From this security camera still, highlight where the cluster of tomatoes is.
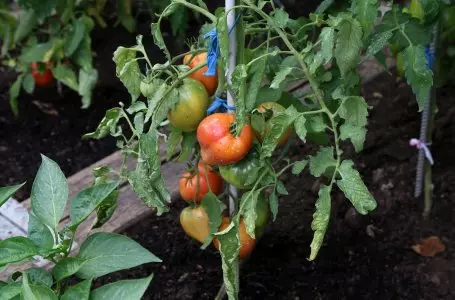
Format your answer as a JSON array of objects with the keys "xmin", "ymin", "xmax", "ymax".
[{"xmin": 171, "ymin": 53, "xmax": 289, "ymax": 259}]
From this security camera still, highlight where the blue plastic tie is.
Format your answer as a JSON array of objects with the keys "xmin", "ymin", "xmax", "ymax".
[
  {"xmin": 424, "ymin": 45, "xmax": 435, "ymax": 69},
  {"xmin": 203, "ymin": 11, "xmax": 243, "ymax": 77},
  {"xmin": 207, "ymin": 97, "xmax": 236, "ymax": 114}
]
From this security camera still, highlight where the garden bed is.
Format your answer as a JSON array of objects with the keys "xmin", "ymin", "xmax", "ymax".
[{"xmin": 95, "ymin": 71, "xmax": 455, "ymax": 300}]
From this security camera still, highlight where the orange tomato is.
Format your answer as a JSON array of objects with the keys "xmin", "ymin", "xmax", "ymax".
[
  {"xmin": 31, "ymin": 62, "xmax": 53, "ymax": 87},
  {"xmin": 179, "ymin": 162, "xmax": 224, "ymax": 203},
  {"xmin": 213, "ymin": 217, "xmax": 256, "ymax": 259},
  {"xmin": 180, "ymin": 205, "xmax": 210, "ymax": 243},
  {"xmin": 197, "ymin": 113, "xmax": 253, "ymax": 165},
  {"xmin": 183, "ymin": 52, "xmax": 218, "ymax": 96},
  {"xmin": 256, "ymin": 102, "xmax": 292, "ymax": 146}
]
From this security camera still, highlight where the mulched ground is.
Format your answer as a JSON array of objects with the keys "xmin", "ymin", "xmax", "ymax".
[{"xmin": 95, "ymin": 71, "xmax": 455, "ymax": 300}]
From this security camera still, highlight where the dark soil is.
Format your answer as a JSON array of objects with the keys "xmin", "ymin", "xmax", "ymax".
[{"xmin": 97, "ymin": 71, "xmax": 455, "ymax": 300}]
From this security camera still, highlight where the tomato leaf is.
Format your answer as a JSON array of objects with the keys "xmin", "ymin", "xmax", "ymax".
[
  {"xmin": 402, "ymin": 45, "xmax": 433, "ymax": 111},
  {"xmin": 93, "ymin": 188, "xmax": 119, "ymax": 229},
  {"xmin": 309, "ymin": 147, "xmax": 337, "ymax": 177},
  {"xmin": 350, "ymin": 0, "xmax": 378, "ymax": 38},
  {"xmin": 151, "ymin": 22, "xmax": 170, "ymax": 60},
  {"xmin": 201, "ymin": 192, "xmax": 224, "ymax": 249},
  {"xmin": 319, "ymin": 27, "xmax": 335, "ymax": 64},
  {"xmin": 268, "ymin": 190, "xmax": 279, "ymax": 221},
  {"xmin": 76, "ymin": 232, "xmax": 160, "ymax": 278},
  {"xmin": 22, "ymin": 73, "xmax": 35, "ymax": 94},
  {"xmin": 364, "ymin": 30, "xmax": 393, "ymax": 59},
  {"xmin": 83, "ymin": 108, "xmax": 123, "ymax": 140},
  {"xmin": 78, "ymin": 68, "xmax": 98, "ymax": 109},
  {"xmin": 166, "ymin": 126, "xmax": 183, "ymax": 161},
  {"xmin": 217, "ymin": 12, "xmax": 229, "ymax": 72},
  {"xmin": 150, "ymin": 87, "xmax": 179, "ymax": 129},
  {"xmin": 309, "ymin": 185, "xmax": 331, "ymax": 261},
  {"xmin": 332, "ymin": 15, "xmax": 363, "ymax": 77},
  {"xmin": 31, "ymin": 155, "xmax": 69, "ymax": 232},
  {"xmin": 215, "ymin": 220, "xmax": 240, "ymax": 300},
  {"xmin": 52, "ymin": 63, "xmax": 79, "ymax": 91},
  {"xmin": 60, "ymin": 278, "xmax": 92, "ymax": 300},
  {"xmin": 113, "ymin": 44, "xmax": 142, "ymax": 103},
  {"xmin": 232, "ymin": 64, "xmax": 248, "ymax": 128},
  {"xmin": 316, "ymin": 0, "xmax": 334, "ymax": 14},
  {"xmin": 338, "ymin": 96, "xmax": 369, "ymax": 126},
  {"xmin": 89, "ymin": 275, "xmax": 153, "ymax": 300},
  {"xmin": 0, "ymin": 237, "xmax": 38, "ymax": 266},
  {"xmin": 13, "ymin": 10, "xmax": 37, "ymax": 43},
  {"xmin": 294, "ymin": 115, "xmax": 307, "ymax": 142},
  {"xmin": 65, "ymin": 18, "xmax": 86, "ymax": 57},
  {"xmin": 271, "ymin": 8, "xmax": 289, "ymax": 28},
  {"xmin": 9, "ymin": 75, "xmax": 23, "ymax": 116},
  {"xmin": 292, "ymin": 160, "xmax": 308, "ymax": 175},
  {"xmin": 245, "ymin": 54, "xmax": 267, "ymax": 111},
  {"xmin": 240, "ymin": 189, "xmax": 260, "ymax": 239},
  {"xmin": 276, "ymin": 181, "xmax": 288, "ymax": 195},
  {"xmin": 73, "ymin": 36, "xmax": 93, "ymax": 71},
  {"xmin": 129, "ymin": 132, "xmax": 170, "ymax": 215},
  {"xmin": 336, "ymin": 160, "xmax": 377, "ymax": 215},
  {"xmin": 0, "ymin": 182, "xmax": 25, "ymax": 207},
  {"xmin": 339, "ymin": 123, "xmax": 367, "ymax": 152}
]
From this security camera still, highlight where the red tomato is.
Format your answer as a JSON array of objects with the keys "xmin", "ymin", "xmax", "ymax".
[
  {"xmin": 183, "ymin": 52, "xmax": 218, "ymax": 96},
  {"xmin": 31, "ymin": 62, "xmax": 53, "ymax": 87},
  {"xmin": 197, "ymin": 113, "xmax": 253, "ymax": 165},
  {"xmin": 213, "ymin": 217, "xmax": 256, "ymax": 259},
  {"xmin": 179, "ymin": 162, "xmax": 224, "ymax": 203}
]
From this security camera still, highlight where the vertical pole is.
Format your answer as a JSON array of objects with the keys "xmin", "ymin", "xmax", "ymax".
[{"xmin": 226, "ymin": 0, "xmax": 237, "ymax": 216}]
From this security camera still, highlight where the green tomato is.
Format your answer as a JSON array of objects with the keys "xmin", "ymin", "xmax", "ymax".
[
  {"xmin": 168, "ymin": 78, "xmax": 210, "ymax": 132},
  {"xmin": 255, "ymin": 192, "xmax": 270, "ymax": 238},
  {"xmin": 409, "ymin": 0, "xmax": 424, "ymax": 22},
  {"xmin": 219, "ymin": 150, "xmax": 261, "ymax": 189},
  {"xmin": 140, "ymin": 80, "xmax": 154, "ymax": 98}
]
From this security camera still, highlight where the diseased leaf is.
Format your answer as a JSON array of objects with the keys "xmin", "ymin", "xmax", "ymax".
[
  {"xmin": 319, "ymin": 27, "xmax": 335, "ymax": 64},
  {"xmin": 151, "ymin": 22, "xmax": 170, "ymax": 59},
  {"xmin": 83, "ymin": 108, "xmax": 123, "ymax": 139},
  {"xmin": 270, "ymin": 67, "xmax": 293, "ymax": 89},
  {"xmin": 271, "ymin": 8, "xmax": 289, "ymax": 28},
  {"xmin": 294, "ymin": 115, "xmax": 307, "ymax": 142},
  {"xmin": 240, "ymin": 190, "xmax": 260, "ymax": 239},
  {"xmin": 113, "ymin": 45, "xmax": 142, "ymax": 102},
  {"xmin": 350, "ymin": 0, "xmax": 378, "ymax": 38},
  {"xmin": 309, "ymin": 185, "xmax": 331, "ymax": 261},
  {"xmin": 217, "ymin": 12, "xmax": 229, "ymax": 72},
  {"xmin": 336, "ymin": 160, "xmax": 377, "ymax": 215},
  {"xmin": 309, "ymin": 147, "xmax": 336, "ymax": 177},
  {"xmin": 364, "ymin": 30, "xmax": 393, "ymax": 59},
  {"xmin": 339, "ymin": 123, "xmax": 366, "ymax": 152},
  {"xmin": 78, "ymin": 68, "xmax": 98, "ymax": 109},
  {"xmin": 403, "ymin": 45, "xmax": 433, "ymax": 111},
  {"xmin": 246, "ymin": 54, "xmax": 267, "ymax": 111},
  {"xmin": 334, "ymin": 16, "xmax": 363, "ymax": 77},
  {"xmin": 338, "ymin": 96, "xmax": 369, "ymax": 126},
  {"xmin": 200, "ymin": 192, "xmax": 223, "ymax": 249}
]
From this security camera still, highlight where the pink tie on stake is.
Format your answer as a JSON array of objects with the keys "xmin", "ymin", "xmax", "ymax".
[{"xmin": 409, "ymin": 138, "xmax": 434, "ymax": 166}]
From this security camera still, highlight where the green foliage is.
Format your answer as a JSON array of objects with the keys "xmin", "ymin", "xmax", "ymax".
[
  {"xmin": 309, "ymin": 185, "xmax": 331, "ymax": 260},
  {"xmin": 0, "ymin": 182, "xmax": 25, "ymax": 207},
  {"xmin": 89, "ymin": 275, "xmax": 153, "ymax": 300}
]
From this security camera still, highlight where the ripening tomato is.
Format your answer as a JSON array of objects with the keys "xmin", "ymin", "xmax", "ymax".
[
  {"xmin": 183, "ymin": 52, "xmax": 218, "ymax": 95},
  {"xmin": 219, "ymin": 150, "xmax": 261, "ymax": 189},
  {"xmin": 213, "ymin": 217, "xmax": 256, "ymax": 259},
  {"xmin": 168, "ymin": 78, "xmax": 210, "ymax": 132},
  {"xmin": 409, "ymin": 0, "xmax": 424, "ymax": 22},
  {"xmin": 180, "ymin": 205, "xmax": 211, "ymax": 243},
  {"xmin": 31, "ymin": 62, "xmax": 53, "ymax": 87},
  {"xmin": 197, "ymin": 113, "xmax": 253, "ymax": 165},
  {"xmin": 254, "ymin": 102, "xmax": 292, "ymax": 146},
  {"xmin": 179, "ymin": 162, "xmax": 224, "ymax": 203}
]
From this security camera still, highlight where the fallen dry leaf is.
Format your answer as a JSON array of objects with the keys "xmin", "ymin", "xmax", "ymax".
[{"xmin": 411, "ymin": 236, "xmax": 446, "ymax": 257}]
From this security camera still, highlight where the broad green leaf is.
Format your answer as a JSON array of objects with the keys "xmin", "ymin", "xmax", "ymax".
[
  {"xmin": 83, "ymin": 108, "xmax": 123, "ymax": 139},
  {"xmin": 22, "ymin": 73, "xmax": 35, "ymax": 94},
  {"xmin": 255, "ymin": 87, "xmax": 282, "ymax": 106},
  {"xmin": 292, "ymin": 160, "xmax": 308, "ymax": 175},
  {"xmin": 316, "ymin": 0, "xmax": 334, "ymax": 13},
  {"xmin": 269, "ymin": 191, "xmax": 278, "ymax": 221},
  {"xmin": 65, "ymin": 19, "xmax": 86, "ymax": 57},
  {"xmin": 28, "ymin": 213, "xmax": 54, "ymax": 251},
  {"xmin": 129, "ymin": 132, "xmax": 170, "ymax": 216},
  {"xmin": 215, "ymin": 221, "xmax": 240, "ymax": 300},
  {"xmin": 73, "ymin": 36, "xmax": 93, "ymax": 71},
  {"xmin": 89, "ymin": 275, "xmax": 153, "ymax": 300},
  {"xmin": 144, "ymin": 82, "xmax": 166, "ymax": 123},
  {"xmin": 350, "ymin": 0, "xmax": 378, "ymax": 38},
  {"xmin": 177, "ymin": 131, "xmax": 197, "ymax": 162},
  {"xmin": 309, "ymin": 147, "xmax": 336, "ymax": 177},
  {"xmin": 319, "ymin": 27, "xmax": 335, "ymax": 64},
  {"xmin": 294, "ymin": 115, "xmax": 307, "ymax": 142},
  {"xmin": 270, "ymin": 67, "xmax": 292, "ymax": 89},
  {"xmin": 19, "ymin": 42, "xmax": 53, "ymax": 64},
  {"xmin": 364, "ymin": 30, "xmax": 393, "ymax": 59},
  {"xmin": 13, "ymin": 10, "xmax": 37, "ymax": 43},
  {"xmin": 76, "ymin": 232, "xmax": 161, "ymax": 279},
  {"xmin": 338, "ymin": 96, "xmax": 369, "ymax": 126},
  {"xmin": 151, "ymin": 23, "xmax": 170, "ymax": 59},
  {"xmin": 25, "ymin": 268, "xmax": 53, "ymax": 288},
  {"xmin": 261, "ymin": 107, "xmax": 298, "ymax": 159},
  {"xmin": 22, "ymin": 273, "xmax": 57, "ymax": 300},
  {"xmin": 78, "ymin": 68, "xmax": 98, "ymax": 109},
  {"xmin": 93, "ymin": 188, "xmax": 119, "ymax": 229},
  {"xmin": 200, "ymin": 192, "xmax": 223, "ymax": 249},
  {"xmin": 271, "ymin": 8, "xmax": 289, "ymax": 28},
  {"xmin": 403, "ymin": 45, "xmax": 433, "ymax": 111},
  {"xmin": 18, "ymin": 0, "xmax": 57, "ymax": 19},
  {"xmin": 52, "ymin": 63, "xmax": 78, "ymax": 91},
  {"xmin": 9, "ymin": 75, "xmax": 22, "ymax": 116},
  {"xmin": 113, "ymin": 46, "xmax": 141, "ymax": 102},
  {"xmin": 31, "ymin": 155, "xmax": 69, "ymax": 232},
  {"xmin": 334, "ymin": 16, "xmax": 363, "ymax": 77},
  {"xmin": 61, "ymin": 278, "xmax": 92, "ymax": 300},
  {"xmin": 53, "ymin": 257, "xmax": 85, "ymax": 281},
  {"xmin": 336, "ymin": 160, "xmax": 377, "ymax": 215},
  {"xmin": 0, "ymin": 283, "xmax": 21, "ymax": 299},
  {"xmin": 0, "ymin": 182, "xmax": 25, "ymax": 207},
  {"xmin": 276, "ymin": 181, "xmax": 288, "ymax": 195},
  {"xmin": 240, "ymin": 190, "xmax": 260, "ymax": 239},
  {"xmin": 70, "ymin": 182, "xmax": 119, "ymax": 229},
  {"xmin": 245, "ymin": 54, "xmax": 266, "ymax": 111},
  {"xmin": 309, "ymin": 185, "xmax": 331, "ymax": 261},
  {"xmin": 166, "ymin": 126, "xmax": 182, "ymax": 161},
  {"xmin": 339, "ymin": 123, "xmax": 366, "ymax": 152},
  {"xmin": 0, "ymin": 237, "xmax": 37, "ymax": 267}
]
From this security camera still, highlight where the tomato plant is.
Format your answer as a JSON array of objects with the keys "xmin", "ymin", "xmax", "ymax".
[
  {"xmin": 85, "ymin": 0, "xmax": 440, "ymax": 298},
  {"xmin": 0, "ymin": 156, "xmax": 158, "ymax": 298},
  {"xmin": 179, "ymin": 162, "xmax": 224, "ymax": 203}
]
